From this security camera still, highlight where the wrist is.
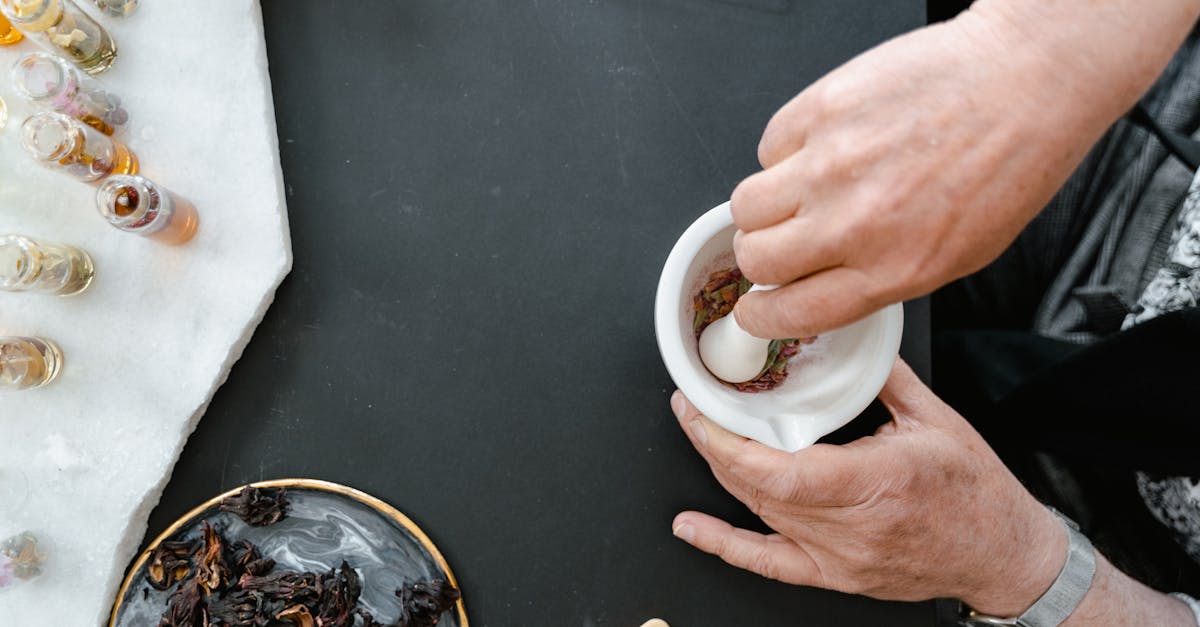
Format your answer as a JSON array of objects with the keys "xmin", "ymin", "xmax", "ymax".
[
  {"xmin": 965, "ymin": 0, "xmax": 1200, "ymax": 115},
  {"xmin": 960, "ymin": 504, "xmax": 1067, "ymax": 618}
]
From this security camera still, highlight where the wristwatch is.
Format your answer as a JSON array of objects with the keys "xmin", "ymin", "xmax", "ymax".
[{"xmin": 959, "ymin": 508, "xmax": 1096, "ymax": 627}]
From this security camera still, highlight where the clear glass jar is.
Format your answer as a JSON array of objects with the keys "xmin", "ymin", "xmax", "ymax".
[
  {"xmin": 0, "ymin": 337, "xmax": 62, "ymax": 390},
  {"xmin": 0, "ymin": 234, "xmax": 94, "ymax": 295},
  {"xmin": 0, "ymin": 0, "xmax": 117, "ymax": 75},
  {"xmin": 21, "ymin": 111, "xmax": 138, "ymax": 183},
  {"xmin": 0, "ymin": 11, "xmax": 23, "ymax": 44},
  {"xmin": 85, "ymin": 0, "xmax": 135, "ymax": 17},
  {"xmin": 97, "ymin": 175, "xmax": 199, "ymax": 245},
  {"xmin": 12, "ymin": 52, "xmax": 128, "ymax": 135}
]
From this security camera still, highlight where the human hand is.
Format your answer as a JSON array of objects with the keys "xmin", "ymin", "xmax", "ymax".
[
  {"xmin": 729, "ymin": 0, "xmax": 1200, "ymax": 339},
  {"xmin": 669, "ymin": 359, "xmax": 1064, "ymax": 616}
]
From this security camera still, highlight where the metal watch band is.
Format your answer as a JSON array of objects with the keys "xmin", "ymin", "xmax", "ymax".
[
  {"xmin": 962, "ymin": 510, "xmax": 1096, "ymax": 627},
  {"xmin": 1169, "ymin": 592, "xmax": 1200, "ymax": 626}
]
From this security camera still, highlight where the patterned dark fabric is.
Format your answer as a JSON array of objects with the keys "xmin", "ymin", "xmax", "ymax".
[
  {"xmin": 933, "ymin": 26, "xmax": 1200, "ymax": 594},
  {"xmin": 1033, "ymin": 31, "xmax": 1200, "ymax": 343}
]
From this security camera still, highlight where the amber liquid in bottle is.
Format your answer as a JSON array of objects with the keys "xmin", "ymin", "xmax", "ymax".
[
  {"xmin": 110, "ymin": 183, "xmax": 198, "ymax": 244},
  {"xmin": 0, "ymin": 12, "xmax": 23, "ymax": 44},
  {"xmin": 57, "ymin": 133, "xmax": 137, "ymax": 180},
  {"xmin": 13, "ymin": 0, "xmax": 117, "ymax": 74},
  {"xmin": 0, "ymin": 337, "xmax": 62, "ymax": 390}
]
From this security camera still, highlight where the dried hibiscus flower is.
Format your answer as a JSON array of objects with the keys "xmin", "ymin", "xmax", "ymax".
[
  {"xmin": 219, "ymin": 486, "xmax": 289, "ymax": 527},
  {"xmin": 195, "ymin": 522, "xmax": 231, "ymax": 595},
  {"xmin": 145, "ymin": 539, "xmax": 198, "ymax": 591},
  {"xmin": 152, "ymin": 516, "xmax": 459, "ymax": 627},
  {"xmin": 395, "ymin": 579, "xmax": 462, "ymax": 627},
  {"xmin": 693, "ymin": 267, "xmax": 814, "ymax": 392}
]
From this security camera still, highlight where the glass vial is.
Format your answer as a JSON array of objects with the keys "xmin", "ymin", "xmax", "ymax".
[
  {"xmin": 86, "ymin": 0, "xmax": 135, "ymax": 17},
  {"xmin": 0, "ymin": 234, "xmax": 94, "ymax": 295},
  {"xmin": 0, "ymin": 0, "xmax": 117, "ymax": 75},
  {"xmin": 96, "ymin": 175, "xmax": 199, "ymax": 245},
  {"xmin": 0, "ymin": 11, "xmax": 23, "ymax": 44},
  {"xmin": 12, "ymin": 52, "xmax": 129, "ymax": 135},
  {"xmin": 0, "ymin": 337, "xmax": 62, "ymax": 390},
  {"xmin": 21, "ymin": 111, "xmax": 138, "ymax": 183},
  {"xmin": 0, "ymin": 532, "xmax": 46, "ymax": 590}
]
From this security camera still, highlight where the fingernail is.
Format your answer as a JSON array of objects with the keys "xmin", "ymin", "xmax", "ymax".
[
  {"xmin": 689, "ymin": 419, "xmax": 708, "ymax": 446},
  {"xmin": 670, "ymin": 390, "xmax": 685, "ymax": 418},
  {"xmin": 672, "ymin": 523, "xmax": 695, "ymax": 544}
]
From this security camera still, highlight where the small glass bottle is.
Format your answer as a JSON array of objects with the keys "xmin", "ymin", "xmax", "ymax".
[
  {"xmin": 0, "ymin": 11, "xmax": 23, "ymax": 44},
  {"xmin": 12, "ymin": 52, "xmax": 129, "ymax": 135},
  {"xmin": 0, "ymin": 234, "xmax": 94, "ymax": 295},
  {"xmin": 86, "ymin": 0, "xmax": 135, "ymax": 18},
  {"xmin": 21, "ymin": 111, "xmax": 138, "ymax": 183},
  {"xmin": 0, "ymin": 0, "xmax": 117, "ymax": 75},
  {"xmin": 0, "ymin": 532, "xmax": 47, "ymax": 590},
  {"xmin": 0, "ymin": 337, "xmax": 62, "ymax": 390},
  {"xmin": 97, "ymin": 175, "xmax": 199, "ymax": 245}
]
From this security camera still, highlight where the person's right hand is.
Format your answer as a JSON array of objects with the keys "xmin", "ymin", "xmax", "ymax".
[{"xmin": 729, "ymin": 0, "xmax": 1200, "ymax": 339}]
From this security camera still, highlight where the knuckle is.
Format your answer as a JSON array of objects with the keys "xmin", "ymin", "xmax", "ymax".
[
  {"xmin": 813, "ymin": 74, "xmax": 861, "ymax": 118},
  {"xmin": 729, "ymin": 179, "xmax": 762, "ymax": 228},
  {"xmin": 742, "ymin": 489, "xmax": 768, "ymax": 517},
  {"xmin": 746, "ymin": 549, "xmax": 783, "ymax": 581},
  {"xmin": 759, "ymin": 113, "xmax": 789, "ymax": 165},
  {"xmin": 756, "ymin": 136, "xmax": 774, "ymax": 168},
  {"xmin": 771, "ymin": 293, "xmax": 812, "ymax": 338},
  {"xmin": 733, "ymin": 236, "xmax": 771, "ymax": 283}
]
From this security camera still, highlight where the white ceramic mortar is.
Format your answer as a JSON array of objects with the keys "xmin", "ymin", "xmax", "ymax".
[{"xmin": 655, "ymin": 202, "xmax": 903, "ymax": 451}]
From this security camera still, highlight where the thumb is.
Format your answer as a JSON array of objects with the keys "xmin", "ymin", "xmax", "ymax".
[{"xmin": 877, "ymin": 358, "xmax": 957, "ymax": 428}]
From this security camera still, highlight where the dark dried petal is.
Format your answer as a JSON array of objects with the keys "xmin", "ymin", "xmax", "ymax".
[
  {"xmin": 231, "ymin": 541, "xmax": 276, "ymax": 578},
  {"xmin": 395, "ymin": 579, "xmax": 461, "ymax": 627},
  {"xmin": 146, "ymin": 539, "xmax": 199, "ymax": 591},
  {"xmin": 276, "ymin": 604, "xmax": 315, "ymax": 627},
  {"xmin": 195, "ymin": 522, "xmax": 232, "ymax": 595},
  {"xmin": 311, "ymin": 562, "xmax": 362, "ymax": 627},
  {"xmin": 237, "ymin": 570, "xmax": 319, "ymax": 604},
  {"xmin": 357, "ymin": 610, "xmax": 394, "ymax": 627},
  {"xmin": 219, "ymin": 487, "xmax": 289, "ymax": 527},
  {"xmin": 159, "ymin": 579, "xmax": 203, "ymax": 627}
]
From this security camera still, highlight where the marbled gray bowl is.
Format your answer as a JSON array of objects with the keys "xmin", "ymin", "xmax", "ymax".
[{"xmin": 109, "ymin": 479, "xmax": 466, "ymax": 626}]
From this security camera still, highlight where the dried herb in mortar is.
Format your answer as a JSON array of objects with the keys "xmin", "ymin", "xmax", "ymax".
[{"xmin": 692, "ymin": 267, "xmax": 815, "ymax": 392}]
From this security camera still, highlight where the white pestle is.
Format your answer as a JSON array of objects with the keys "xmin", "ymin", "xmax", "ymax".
[{"xmin": 698, "ymin": 284, "xmax": 775, "ymax": 383}]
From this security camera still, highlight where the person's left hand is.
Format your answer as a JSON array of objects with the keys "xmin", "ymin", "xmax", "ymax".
[{"xmin": 669, "ymin": 359, "xmax": 1063, "ymax": 616}]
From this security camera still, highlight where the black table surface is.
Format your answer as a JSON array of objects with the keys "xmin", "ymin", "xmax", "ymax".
[{"xmin": 143, "ymin": 1, "xmax": 934, "ymax": 625}]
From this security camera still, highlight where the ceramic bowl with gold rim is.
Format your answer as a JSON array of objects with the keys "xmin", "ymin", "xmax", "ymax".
[{"xmin": 108, "ymin": 479, "xmax": 468, "ymax": 626}]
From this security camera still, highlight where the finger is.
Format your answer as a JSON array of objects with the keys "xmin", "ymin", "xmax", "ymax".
[
  {"xmin": 758, "ymin": 91, "xmax": 815, "ymax": 168},
  {"xmin": 729, "ymin": 155, "xmax": 807, "ymax": 232},
  {"xmin": 671, "ymin": 393, "xmax": 771, "ymax": 511},
  {"xmin": 732, "ymin": 267, "xmax": 882, "ymax": 339},
  {"xmin": 672, "ymin": 392, "xmax": 790, "ymax": 485},
  {"xmin": 672, "ymin": 394, "xmax": 859, "ymax": 505},
  {"xmin": 672, "ymin": 511, "xmax": 825, "ymax": 587},
  {"xmin": 671, "ymin": 390, "xmax": 767, "ymax": 492},
  {"xmin": 689, "ymin": 414, "xmax": 795, "ymax": 484},
  {"xmin": 732, "ymin": 217, "xmax": 844, "ymax": 286}
]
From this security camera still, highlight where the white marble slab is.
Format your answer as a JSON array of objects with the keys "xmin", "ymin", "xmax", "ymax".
[{"xmin": 0, "ymin": 1, "xmax": 291, "ymax": 623}]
